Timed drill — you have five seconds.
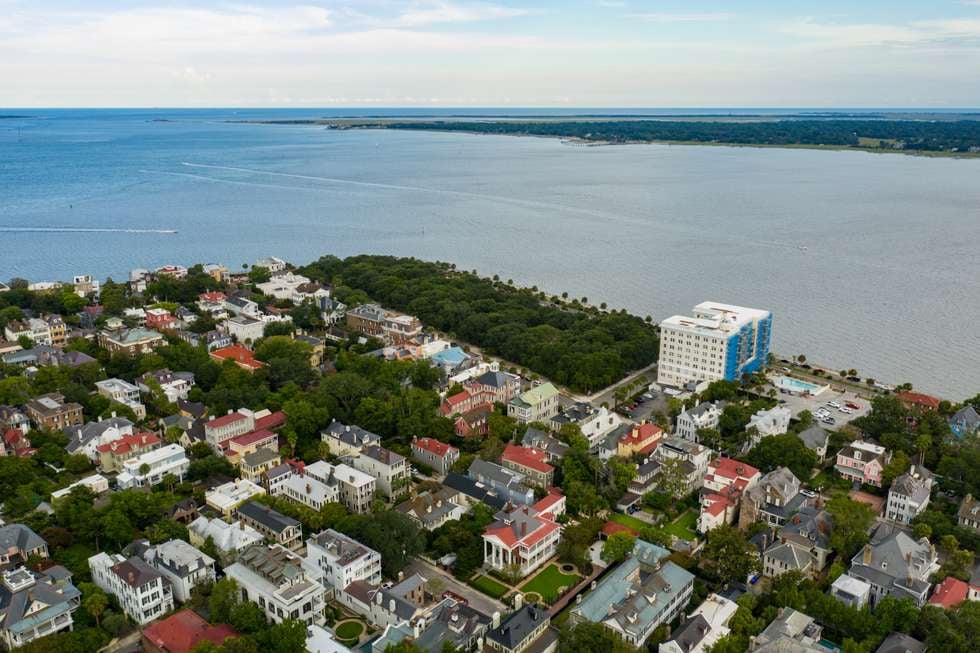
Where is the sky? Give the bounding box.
[3,0,980,107]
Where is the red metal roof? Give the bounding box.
[897,391,942,411]
[96,432,160,455]
[255,411,286,430]
[501,444,553,474]
[413,437,457,458]
[142,609,237,653]
[226,428,277,449]
[210,344,264,370]
[929,577,968,609]
[707,457,760,482]
[207,411,248,429]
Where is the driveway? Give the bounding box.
[406,558,506,616]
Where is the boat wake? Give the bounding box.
[0,227,177,234]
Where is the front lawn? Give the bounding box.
[520,564,581,604]
[607,512,648,532]
[470,574,509,599]
[333,620,364,644]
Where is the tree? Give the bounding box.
[210,578,240,624]
[657,457,689,498]
[80,584,109,627]
[746,434,818,480]
[826,492,876,558]
[558,621,638,653]
[702,525,760,587]
[601,532,636,564]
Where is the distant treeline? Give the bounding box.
[300,255,659,393]
[379,119,980,153]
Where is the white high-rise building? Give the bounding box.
[657,302,772,388]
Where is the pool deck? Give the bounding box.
[766,374,871,428]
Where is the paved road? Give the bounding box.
[98,629,142,653]
[406,558,506,616]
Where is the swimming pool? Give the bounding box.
[774,375,829,396]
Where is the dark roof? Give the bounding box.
[485,605,548,649]
[112,556,163,587]
[443,472,507,510]
[236,501,299,534]
[666,615,711,653]
[875,632,926,653]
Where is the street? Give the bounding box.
[405,558,506,616]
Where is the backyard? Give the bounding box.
[661,510,698,541]
[607,512,648,532]
[519,564,581,604]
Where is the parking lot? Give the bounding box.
[768,377,871,428]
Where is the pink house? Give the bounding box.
[698,458,760,534]
[835,440,891,487]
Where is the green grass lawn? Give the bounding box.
[607,512,648,532]
[662,510,698,540]
[470,574,510,598]
[520,564,581,604]
[334,620,364,642]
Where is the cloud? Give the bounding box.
[626,12,733,24]
[778,16,980,48]
[390,1,531,27]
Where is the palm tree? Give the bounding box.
[84,590,108,627]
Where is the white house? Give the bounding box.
[350,446,410,498]
[88,553,174,625]
[675,401,724,442]
[660,594,738,653]
[0,566,81,649]
[188,516,263,559]
[278,470,341,511]
[143,539,216,603]
[482,503,561,576]
[886,465,934,525]
[224,544,326,626]
[94,379,146,419]
[304,461,376,514]
[116,444,190,489]
[304,529,382,602]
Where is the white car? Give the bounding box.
[828,401,842,409]
[839,407,853,414]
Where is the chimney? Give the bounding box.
[412,619,423,639]
[389,598,396,613]
[863,543,873,565]
[491,611,501,629]
[520,522,527,537]
[514,592,523,609]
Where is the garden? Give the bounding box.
[519,563,581,604]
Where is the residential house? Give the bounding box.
[303,461,376,514]
[0,525,48,569]
[618,422,665,458]
[94,378,146,419]
[205,479,266,518]
[485,604,556,653]
[64,414,134,461]
[468,459,535,506]
[0,566,80,649]
[372,598,492,653]
[896,392,942,413]
[410,436,459,475]
[155,264,188,279]
[145,308,177,331]
[749,608,825,652]
[928,576,970,610]
[255,272,314,303]
[762,507,833,579]
[739,467,805,529]
[885,465,934,525]
[847,525,938,607]
[439,386,495,418]
[25,394,83,431]
[660,593,739,653]
[294,333,325,366]
[507,383,560,424]
[166,498,199,525]
[235,501,303,551]
[188,517,263,561]
[278,468,340,511]
[350,445,411,498]
[4,318,52,347]
[429,346,473,376]
[224,544,326,626]
[653,436,714,496]
[699,458,761,534]
[501,444,554,488]
[469,369,521,405]
[346,304,422,344]
[875,633,926,653]
[116,443,189,489]
[835,440,891,487]
[830,573,872,609]
[223,295,261,319]
[516,428,562,461]
[2,428,34,458]
[396,488,466,531]
[255,256,287,274]
[203,408,284,455]
[137,369,195,404]
[88,553,174,625]
[97,431,161,473]
[0,406,31,435]
[223,315,266,343]
[321,421,383,457]
[443,473,508,511]
[745,406,791,449]
[240,449,282,483]
[949,405,980,438]
[482,502,561,576]
[210,343,264,372]
[178,329,232,352]
[142,539,216,603]
[797,425,830,462]
[51,473,110,500]
[345,573,429,629]
[43,315,67,347]
[141,610,237,653]
[552,403,623,450]
[675,401,724,443]
[304,529,381,602]
[452,405,492,438]
[98,326,165,356]
[958,494,980,533]
[569,539,695,648]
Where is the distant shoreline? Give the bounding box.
[232,117,980,159]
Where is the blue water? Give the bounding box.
[1,109,978,399]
